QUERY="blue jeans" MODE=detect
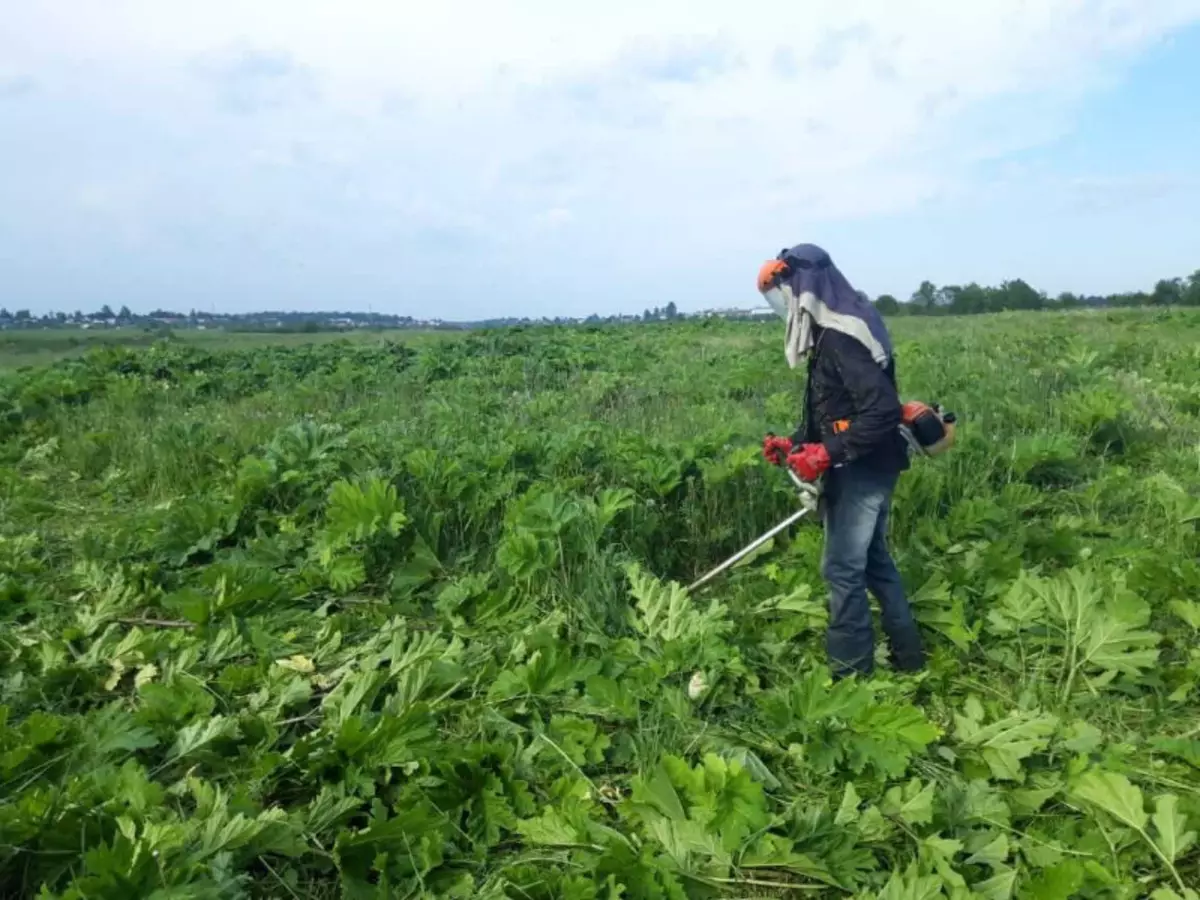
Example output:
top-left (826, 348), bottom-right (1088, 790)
top-left (820, 466), bottom-right (925, 677)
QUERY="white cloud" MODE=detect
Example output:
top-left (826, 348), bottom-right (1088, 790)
top-left (2, 0), bottom-right (1200, 313)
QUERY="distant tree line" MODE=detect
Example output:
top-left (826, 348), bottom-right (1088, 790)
top-left (641, 302), bottom-right (679, 321)
top-left (1, 269), bottom-right (1197, 332)
top-left (872, 269), bottom-right (1200, 316)
top-left (0, 306), bottom-right (426, 332)
top-left (0, 304), bottom-right (135, 325)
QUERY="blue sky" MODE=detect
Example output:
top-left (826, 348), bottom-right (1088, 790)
top-left (1, 1), bottom-right (1199, 319)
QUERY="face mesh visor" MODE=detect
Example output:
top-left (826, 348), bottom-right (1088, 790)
top-left (761, 284), bottom-right (791, 319)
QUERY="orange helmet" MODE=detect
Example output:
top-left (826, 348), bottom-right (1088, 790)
top-left (757, 259), bottom-right (788, 293)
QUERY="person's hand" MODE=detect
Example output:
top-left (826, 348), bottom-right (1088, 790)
top-left (786, 443), bottom-right (831, 481)
top-left (762, 434), bottom-right (793, 466)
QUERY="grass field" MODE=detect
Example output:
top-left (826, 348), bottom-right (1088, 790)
top-left (0, 328), bottom-right (450, 372)
top-left (2, 308), bottom-right (1199, 899)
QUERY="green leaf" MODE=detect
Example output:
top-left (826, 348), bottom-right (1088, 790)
top-left (960, 780), bottom-right (1012, 827)
top-left (992, 568), bottom-right (1161, 693)
top-left (87, 707), bottom-right (160, 756)
top-left (850, 702), bottom-right (941, 778)
top-left (583, 674), bottom-right (640, 720)
top-left (923, 836), bottom-right (962, 860)
top-left (1010, 783), bottom-right (1059, 816)
top-left (631, 761), bottom-right (687, 823)
top-left (1071, 769), bottom-right (1147, 831)
top-left (910, 575), bottom-right (976, 651)
top-left (1024, 861), bottom-right (1085, 900)
top-left (882, 779), bottom-right (935, 827)
top-left (1152, 794), bottom-right (1196, 863)
top-left (325, 670), bottom-right (383, 726)
top-left (1062, 719), bottom-right (1104, 754)
top-left (1168, 598), bottom-right (1200, 631)
top-left (1152, 737), bottom-right (1200, 769)
top-left (973, 866), bottom-right (1017, 900)
top-left (835, 782), bottom-right (862, 826)
top-left (921, 836), bottom-right (965, 890)
top-left (389, 532), bottom-right (442, 597)
top-left (517, 806), bottom-right (585, 846)
top-left (1151, 890), bottom-right (1200, 900)
top-left (20, 711), bottom-right (64, 747)
top-left (334, 800), bottom-right (448, 890)
top-left (323, 553), bottom-right (366, 592)
top-left (857, 805), bottom-right (892, 843)
top-left (1050, 569), bottom-right (1161, 682)
top-left (324, 476), bottom-right (407, 545)
top-left (965, 832), bottom-right (1009, 869)
top-left (953, 700), bottom-right (1057, 781)
top-left (168, 715), bottom-right (239, 761)
top-left (196, 806), bottom-right (294, 860)
top-left (547, 715), bottom-right (611, 767)
top-left (629, 754), bottom-right (771, 868)
top-left (595, 487), bottom-right (636, 530)
top-left (625, 563), bottom-right (731, 646)
top-left (875, 862), bottom-right (946, 900)
top-left (716, 745), bottom-right (781, 791)
top-left (304, 785), bottom-right (362, 837)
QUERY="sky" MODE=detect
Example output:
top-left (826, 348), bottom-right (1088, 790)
top-left (2, 1), bottom-right (1199, 319)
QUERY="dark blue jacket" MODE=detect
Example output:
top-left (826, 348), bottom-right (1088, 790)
top-left (792, 326), bottom-right (909, 474)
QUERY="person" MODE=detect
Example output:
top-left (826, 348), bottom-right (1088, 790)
top-left (757, 243), bottom-right (925, 678)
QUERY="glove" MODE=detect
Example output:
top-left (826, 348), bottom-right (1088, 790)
top-left (786, 443), bottom-right (831, 482)
top-left (762, 434), bottom-right (793, 466)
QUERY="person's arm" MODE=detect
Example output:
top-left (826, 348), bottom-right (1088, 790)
top-left (822, 331), bottom-right (902, 465)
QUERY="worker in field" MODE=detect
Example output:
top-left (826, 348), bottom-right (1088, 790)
top-left (758, 243), bottom-right (926, 679)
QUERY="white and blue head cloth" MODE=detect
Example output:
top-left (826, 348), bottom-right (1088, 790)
top-left (761, 243), bottom-right (893, 370)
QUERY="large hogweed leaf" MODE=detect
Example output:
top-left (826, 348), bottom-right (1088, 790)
top-left (488, 643), bottom-right (600, 704)
top-left (545, 715), bottom-right (612, 767)
top-left (51, 778), bottom-right (303, 899)
top-left (626, 563), bottom-right (730, 645)
top-left (496, 527), bottom-right (558, 582)
top-left (333, 797), bottom-right (450, 895)
top-left (517, 778), bottom-right (629, 851)
top-left (1152, 795), bottom-right (1197, 864)
top-left (70, 562), bottom-right (142, 637)
top-left (845, 702), bottom-right (943, 780)
top-left (264, 419), bottom-right (350, 501)
top-left (496, 487), bottom-right (635, 583)
top-left (591, 487), bottom-right (637, 531)
top-left (311, 475), bottom-right (407, 591)
top-left (759, 667), bottom-right (939, 778)
top-left (870, 862), bottom-right (948, 900)
top-left (625, 754), bottom-right (772, 877)
top-left (624, 563), bottom-right (734, 677)
top-left (167, 715), bottom-right (240, 763)
top-left (321, 476), bottom-right (407, 546)
top-left (1073, 770), bottom-right (1148, 828)
top-left (907, 575), bottom-right (979, 652)
top-left (953, 696), bottom-right (1058, 781)
top-left (881, 779), bottom-right (936, 827)
top-left (989, 567), bottom-right (1160, 696)
top-left (1070, 768), bottom-right (1194, 892)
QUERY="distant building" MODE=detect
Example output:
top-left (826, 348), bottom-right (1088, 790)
top-left (700, 307), bottom-right (775, 320)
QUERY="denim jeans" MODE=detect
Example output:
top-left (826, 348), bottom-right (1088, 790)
top-left (820, 465), bottom-right (925, 678)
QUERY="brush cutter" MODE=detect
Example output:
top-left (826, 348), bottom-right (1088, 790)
top-left (900, 402), bottom-right (957, 457)
top-left (686, 467), bottom-right (819, 593)
top-left (686, 403), bottom-right (958, 594)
